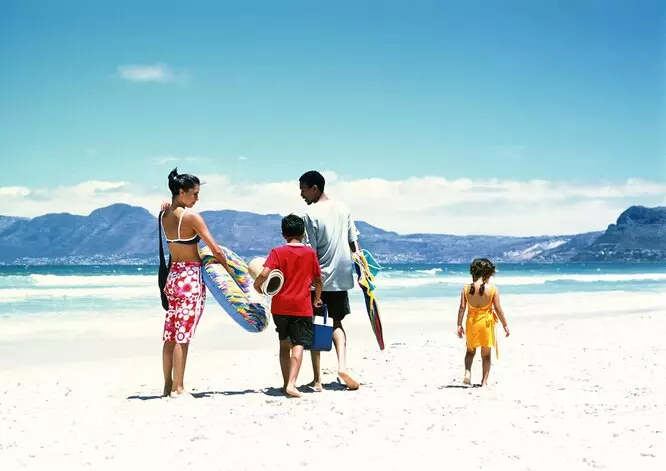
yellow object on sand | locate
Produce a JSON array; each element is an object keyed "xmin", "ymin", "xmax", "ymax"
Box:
[{"xmin": 464, "ymin": 285, "xmax": 500, "ymax": 359}]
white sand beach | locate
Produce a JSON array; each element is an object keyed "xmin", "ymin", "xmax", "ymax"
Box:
[{"xmin": 1, "ymin": 290, "xmax": 664, "ymax": 470}]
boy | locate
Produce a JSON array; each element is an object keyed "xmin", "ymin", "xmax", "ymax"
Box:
[{"xmin": 254, "ymin": 214, "xmax": 323, "ymax": 398}]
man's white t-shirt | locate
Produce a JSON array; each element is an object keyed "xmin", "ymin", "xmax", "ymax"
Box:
[{"xmin": 301, "ymin": 199, "xmax": 360, "ymax": 292}]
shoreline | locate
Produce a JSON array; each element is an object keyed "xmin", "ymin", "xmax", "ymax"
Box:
[
  {"xmin": 1, "ymin": 290, "xmax": 664, "ymax": 368},
  {"xmin": 3, "ymin": 260, "xmax": 666, "ymax": 266}
]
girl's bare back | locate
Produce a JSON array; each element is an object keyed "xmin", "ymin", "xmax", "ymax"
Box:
[{"xmin": 465, "ymin": 280, "xmax": 495, "ymax": 308}]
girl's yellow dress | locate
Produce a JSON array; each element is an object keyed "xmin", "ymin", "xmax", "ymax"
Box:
[{"xmin": 464, "ymin": 284, "xmax": 500, "ymax": 358}]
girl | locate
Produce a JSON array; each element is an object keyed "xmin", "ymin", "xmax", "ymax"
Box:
[
  {"xmin": 158, "ymin": 168, "xmax": 230, "ymax": 399},
  {"xmin": 456, "ymin": 258, "xmax": 510, "ymax": 387}
]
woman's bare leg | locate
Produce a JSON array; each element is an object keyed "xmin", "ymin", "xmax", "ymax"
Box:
[
  {"xmin": 182, "ymin": 343, "xmax": 190, "ymax": 383},
  {"xmin": 162, "ymin": 342, "xmax": 175, "ymax": 396},
  {"xmin": 172, "ymin": 343, "xmax": 189, "ymax": 394}
]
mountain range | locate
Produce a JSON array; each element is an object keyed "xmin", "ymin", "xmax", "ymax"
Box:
[{"xmin": 0, "ymin": 204, "xmax": 664, "ymax": 265}]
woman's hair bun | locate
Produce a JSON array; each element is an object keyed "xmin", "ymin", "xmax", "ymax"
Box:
[
  {"xmin": 168, "ymin": 168, "xmax": 180, "ymax": 194},
  {"xmin": 167, "ymin": 167, "xmax": 200, "ymax": 196}
]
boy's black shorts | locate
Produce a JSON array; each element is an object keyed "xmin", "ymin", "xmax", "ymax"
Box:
[
  {"xmin": 311, "ymin": 290, "xmax": 351, "ymax": 321},
  {"xmin": 272, "ymin": 314, "xmax": 313, "ymax": 347}
]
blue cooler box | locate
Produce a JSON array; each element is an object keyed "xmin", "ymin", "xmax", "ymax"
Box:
[{"xmin": 310, "ymin": 304, "xmax": 333, "ymax": 351}]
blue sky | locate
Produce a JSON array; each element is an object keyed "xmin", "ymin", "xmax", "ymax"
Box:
[{"xmin": 0, "ymin": 0, "xmax": 664, "ymax": 234}]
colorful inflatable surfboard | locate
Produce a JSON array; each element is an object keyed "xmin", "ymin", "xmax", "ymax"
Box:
[
  {"xmin": 353, "ymin": 249, "xmax": 385, "ymax": 350},
  {"xmin": 199, "ymin": 245, "xmax": 270, "ymax": 333}
]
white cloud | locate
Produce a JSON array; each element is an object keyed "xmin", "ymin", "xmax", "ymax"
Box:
[
  {"xmin": 0, "ymin": 181, "xmax": 141, "ymax": 219},
  {"xmin": 0, "ymin": 176, "xmax": 664, "ymax": 236},
  {"xmin": 117, "ymin": 63, "xmax": 182, "ymax": 83},
  {"xmin": 0, "ymin": 186, "xmax": 31, "ymax": 198},
  {"xmin": 68, "ymin": 181, "xmax": 129, "ymax": 197}
]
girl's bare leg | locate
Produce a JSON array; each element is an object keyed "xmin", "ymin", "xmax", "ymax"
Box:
[
  {"xmin": 464, "ymin": 347, "xmax": 475, "ymax": 384},
  {"xmin": 480, "ymin": 347, "xmax": 492, "ymax": 386}
]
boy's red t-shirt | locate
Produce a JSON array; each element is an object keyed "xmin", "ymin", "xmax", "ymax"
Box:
[{"xmin": 263, "ymin": 244, "xmax": 321, "ymax": 317}]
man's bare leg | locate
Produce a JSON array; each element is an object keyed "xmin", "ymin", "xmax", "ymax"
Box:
[
  {"xmin": 463, "ymin": 347, "xmax": 475, "ymax": 385},
  {"xmin": 279, "ymin": 340, "xmax": 291, "ymax": 390},
  {"xmin": 285, "ymin": 345, "xmax": 304, "ymax": 398},
  {"xmin": 309, "ymin": 351, "xmax": 323, "ymax": 391},
  {"xmin": 480, "ymin": 347, "xmax": 491, "ymax": 386},
  {"xmin": 162, "ymin": 341, "xmax": 175, "ymax": 396},
  {"xmin": 333, "ymin": 320, "xmax": 359, "ymax": 390}
]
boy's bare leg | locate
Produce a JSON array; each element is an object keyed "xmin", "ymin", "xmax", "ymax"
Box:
[
  {"xmin": 333, "ymin": 320, "xmax": 359, "ymax": 390},
  {"xmin": 480, "ymin": 347, "xmax": 492, "ymax": 386},
  {"xmin": 464, "ymin": 347, "xmax": 475, "ymax": 385},
  {"xmin": 279, "ymin": 340, "xmax": 291, "ymax": 390},
  {"xmin": 285, "ymin": 345, "xmax": 304, "ymax": 398},
  {"xmin": 162, "ymin": 341, "xmax": 175, "ymax": 396},
  {"xmin": 309, "ymin": 351, "xmax": 323, "ymax": 391}
]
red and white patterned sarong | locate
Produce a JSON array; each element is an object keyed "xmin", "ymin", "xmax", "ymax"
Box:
[{"xmin": 163, "ymin": 261, "xmax": 206, "ymax": 344}]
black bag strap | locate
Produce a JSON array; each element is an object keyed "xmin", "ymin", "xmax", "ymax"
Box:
[
  {"xmin": 158, "ymin": 210, "xmax": 170, "ymax": 311},
  {"xmin": 158, "ymin": 210, "xmax": 166, "ymax": 265}
]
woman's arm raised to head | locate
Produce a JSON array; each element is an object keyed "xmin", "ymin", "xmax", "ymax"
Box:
[{"xmin": 189, "ymin": 212, "xmax": 230, "ymax": 271}]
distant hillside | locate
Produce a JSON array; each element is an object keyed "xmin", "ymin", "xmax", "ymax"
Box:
[
  {"xmin": 0, "ymin": 204, "xmax": 663, "ymax": 265},
  {"xmin": 0, "ymin": 205, "xmax": 156, "ymax": 264},
  {"xmin": 571, "ymin": 206, "xmax": 666, "ymax": 262}
]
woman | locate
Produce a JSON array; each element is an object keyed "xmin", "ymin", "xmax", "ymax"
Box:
[{"xmin": 158, "ymin": 168, "xmax": 230, "ymax": 399}]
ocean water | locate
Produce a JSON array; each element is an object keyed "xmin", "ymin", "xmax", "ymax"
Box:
[{"xmin": 0, "ymin": 262, "xmax": 664, "ymax": 318}]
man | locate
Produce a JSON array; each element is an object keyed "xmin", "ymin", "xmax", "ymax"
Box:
[{"xmin": 299, "ymin": 170, "xmax": 361, "ymax": 391}]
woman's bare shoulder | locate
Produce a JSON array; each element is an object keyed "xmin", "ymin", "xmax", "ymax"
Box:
[
  {"xmin": 182, "ymin": 209, "xmax": 205, "ymax": 228},
  {"xmin": 179, "ymin": 207, "xmax": 201, "ymax": 218}
]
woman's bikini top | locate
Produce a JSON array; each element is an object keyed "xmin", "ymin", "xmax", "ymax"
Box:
[{"xmin": 161, "ymin": 208, "xmax": 201, "ymax": 245}]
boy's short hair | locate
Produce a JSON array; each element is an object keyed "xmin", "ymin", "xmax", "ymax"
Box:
[{"xmin": 282, "ymin": 214, "xmax": 305, "ymax": 238}]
